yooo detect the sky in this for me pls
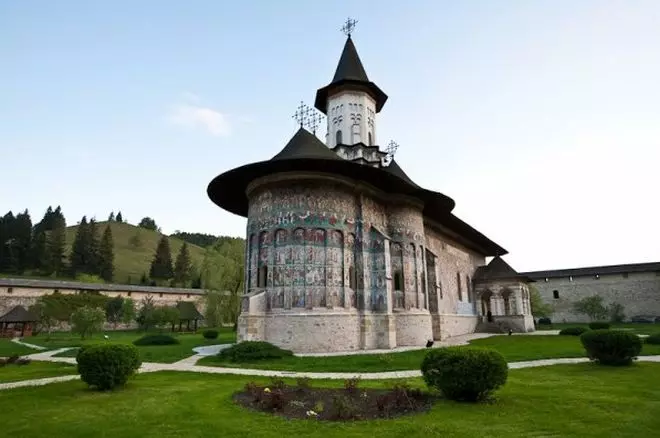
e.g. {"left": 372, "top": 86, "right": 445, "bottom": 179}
{"left": 2, "top": 1, "right": 659, "bottom": 272}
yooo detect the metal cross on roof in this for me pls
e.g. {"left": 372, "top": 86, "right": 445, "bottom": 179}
{"left": 341, "top": 17, "right": 358, "bottom": 37}
{"left": 386, "top": 140, "right": 399, "bottom": 158}
{"left": 304, "top": 105, "right": 325, "bottom": 135}
{"left": 292, "top": 101, "right": 309, "bottom": 127}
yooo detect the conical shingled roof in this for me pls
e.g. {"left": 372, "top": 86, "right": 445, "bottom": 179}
{"left": 0, "top": 305, "right": 37, "bottom": 323}
{"left": 474, "top": 256, "right": 533, "bottom": 283}
{"left": 315, "top": 36, "right": 388, "bottom": 114}
{"left": 271, "top": 128, "right": 342, "bottom": 161}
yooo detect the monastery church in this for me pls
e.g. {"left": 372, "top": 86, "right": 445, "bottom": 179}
{"left": 207, "top": 24, "right": 535, "bottom": 353}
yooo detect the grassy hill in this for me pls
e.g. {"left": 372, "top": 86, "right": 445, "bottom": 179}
{"left": 64, "top": 221, "right": 207, "bottom": 285}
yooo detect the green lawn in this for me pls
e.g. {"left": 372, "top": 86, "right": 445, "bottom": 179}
{"left": 538, "top": 322, "right": 660, "bottom": 335}
{"left": 197, "top": 335, "right": 660, "bottom": 372}
{"left": 1, "top": 364, "right": 659, "bottom": 437}
{"left": 40, "top": 329, "right": 236, "bottom": 363}
{"left": 0, "top": 339, "right": 41, "bottom": 357}
{"left": 0, "top": 361, "right": 77, "bottom": 383}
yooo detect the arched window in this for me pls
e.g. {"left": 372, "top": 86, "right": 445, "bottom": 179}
{"left": 258, "top": 265, "right": 268, "bottom": 288}
{"left": 456, "top": 272, "right": 462, "bottom": 301}
{"left": 368, "top": 132, "right": 373, "bottom": 146}
{"left": 466, "top": 275, "right": 471, "bottom": 302}
{"left": 336, "top": 130, "right": 343, "bottom": 145}
{"left": 393, "top": 271, "right": 403, "bottom": 291}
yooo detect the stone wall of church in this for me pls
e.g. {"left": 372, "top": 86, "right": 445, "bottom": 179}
{"left": 533, "top": 272, "right": 660, "bottom": 323}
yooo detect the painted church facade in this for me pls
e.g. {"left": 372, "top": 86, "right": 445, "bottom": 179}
{"left": 208, "top": 28, "right": 534, "bottom": 353}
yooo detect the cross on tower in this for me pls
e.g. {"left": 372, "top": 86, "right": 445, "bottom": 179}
{"left": 292, "top": 101, "right": 308, "bottom": 127}
{"left": 341, "top": 17, "right": 358, "bottom": 37}
{"left": 304, "top": 105, "right": 325, "bottom": 135}
{"left": 386, "top": 140, "right": 399, "bottom": 158}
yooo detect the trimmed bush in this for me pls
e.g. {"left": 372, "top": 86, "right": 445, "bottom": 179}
{"left": 559, "top": 327, "right": 589, "bottom": 336}
{"left": 77, "top": 344, "right": 141, "bottom": 390}
{"left": 580, "top": 329, "right": 642, "bottom": 366}
{"left": 203, "top": 329, "right": 219, "bottom": 340}
{"left": 132, "top": 334, "right": 179, "bottom": 346}
{"left": 645, "top": 333, "right": 660, "bottom": 345}
{"left": 537, "top": 317, "right": 552, "bottom": 325}
{"left": 589, "top": 321, "right": 611, "bottom": 330}
{"left": 218, "top": 341, "right": 293, "bottom": 362}
{"left": 420, "top": 347, "right": 508, "bottom": 402}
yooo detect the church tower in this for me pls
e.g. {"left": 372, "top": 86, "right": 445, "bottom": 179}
{"left": 314, "top": 20, "right": 388, "bottom": 160}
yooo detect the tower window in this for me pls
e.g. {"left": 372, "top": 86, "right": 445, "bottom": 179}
{"left": 553, "top": 290, "right": 559, "bottom": 299}
{"left": 258, "top": 266, "right": 268, "bottom": 288}
{"left": 368, "top": 132, "right": 373, "bottom": 146}
{"left": 336, "top": 130, "right": 343, "bottom": 145}
{"left": 393, "top": 271, "right": 403, "bottom": 291}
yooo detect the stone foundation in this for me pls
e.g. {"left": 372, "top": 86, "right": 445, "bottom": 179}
{"left": 394, "top": 310, "right": 433, "bottom": 346}
{"left": 436, "top": 314, "right": 480, "bottom": 340}
{"left": 492, "top": 315, "right": 535, "bottom": 332}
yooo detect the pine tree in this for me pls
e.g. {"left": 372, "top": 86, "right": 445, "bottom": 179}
{"left": 149, "top": 236, "right": 173, "bottom": 281}
{"left": 69, "top": 216, "right": 89, "bottom": 276}
{"left": 108, "top": 211, "right": 115, "bottom": 222}
{"left": 173, "top": 243, "right": 193, "bottom": 286}
{"left": 46, "top": 224, "right": 66, "bottom": 276}
{"left": 13, "top": 209, "right": 32, "bottom": 273}
{"left": 99, "top": 225, "right": 114, "bottom": 282}
{"left": 87, "top": 219, "right": 101, "bottom": 275}
{"left": 140, "top": 272, "right": 149, "bottom": 285}
{"left": 0, "top": 212, "right": 17, "bottom": 272}
{"left": 30, "top": 229, "right": 47, "bottom": 271}
{"left": 116, "top": 211, "right": 123, "bottom": 223}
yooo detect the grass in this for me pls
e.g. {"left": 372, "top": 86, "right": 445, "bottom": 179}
{"left": 34, "top": 328, "right": 236, "bottom": 363}
{"left": 0, "top": 361, "right": 77, "bottom": 383}
{"left": 0, "top": 364, "right": 659, "bottom": 437}
{"left": 538, "top": 322, "right": 660, "bottom": 335}
{"left": 197, "top": 335, "right": 660, "bottom": 372}
{"left": 0, "top": 339, "right": 42, "bottom": 357}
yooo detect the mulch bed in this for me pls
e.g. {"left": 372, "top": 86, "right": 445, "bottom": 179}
{"left": 233, "top": 378, "right": 436, "bottom": 421}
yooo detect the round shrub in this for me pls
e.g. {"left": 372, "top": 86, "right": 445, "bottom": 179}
{"left": 588, "top": 321, "right": 611, "bottom": 330}
{"left": 77, "top": 344, "right": 141, "bottom": 390}
{"left": 559, "top": 327, "right": 589, "bottom": 336}
{"left": 645, "top": 333, "right": 660, "bottom": 345}
{"left": 203, "top": 329, "right": 219, "bottom": 340}
{"left": 420, "top": 347, "right": 508, "bottom": 402}
{"left": 580, "top": 329, "right": 642, "bottom": 366}
{"left": 132, "top": 334, "right": 179, "bottom": 346}
{"left": 537, "top": 317, "right": 552, "bottom": 325}
{"left": 218, "top": 341, "right": 293, "bottom": 362}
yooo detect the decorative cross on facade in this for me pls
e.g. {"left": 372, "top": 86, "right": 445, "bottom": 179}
{"left": 292, "top": 101, "right": 309, "bottom": 127}
{"left": 341, "top": 17, "right": 358, "bottom": 37}
{"left": 304, "top": 105, "right": 325, "bottom": 135}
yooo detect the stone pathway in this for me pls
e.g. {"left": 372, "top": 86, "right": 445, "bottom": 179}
{"left": 192, "top": 344, "right": 233, "bottom": 356}
{"left": 11, "top": 338, "right": 47, "bottom": 351}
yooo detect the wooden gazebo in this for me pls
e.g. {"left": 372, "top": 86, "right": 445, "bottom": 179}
{"left": 0, "top": 306, "right": 38, "bottom": 338}
{"left": 173, "top": 301, "right": 203, "bottom": 333}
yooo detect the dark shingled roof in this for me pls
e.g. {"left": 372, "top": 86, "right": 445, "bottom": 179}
{"left": 176, "top": 301, "right": 203, "bottom": 320}
{"left": 315, "top": 36, "right": 388, "bottom": 114}
{"left": 522, "top": 261, "right": 660, "bottom": 280}
{"left": 474, "top": 256, "right": 533, "bottom": 283}
{"left": 0, "top": 306, "right": 37, "bottom": 323}
{"left": 271, "top": 128, "right": 342, "bottom": 161}
{"left": 0, "top": 278, "right": 203, "bottom": 295}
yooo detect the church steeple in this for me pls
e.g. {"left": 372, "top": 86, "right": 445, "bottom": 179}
{"left": 315, "top": 19, "right": 388, "bottom": 150}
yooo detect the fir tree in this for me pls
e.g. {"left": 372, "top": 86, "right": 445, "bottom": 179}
{"left": 149, "top": 236, "right": 173, "bottom": 281}
{"left": 99, "top": 225, "right": 114, "bottom": 282}
{"left": 13, "top": 209, "right": 32, "bottom": 273}
{"left": 69, "top": 216, "right": 90, "bottom": 276}
{"left": 45, "top": 224, "right": 67, "bottom": 276}
{"left": 173, "top": 243, "right": 193, "bottom": 286}
{"left": 108, "top": 211, "right": 115, "bottom": 221}
{"left": 116, "top": 211, "right": 123, "bottom": 223}
{"left": 0, "top": 212, "right": 17, "bottom": 272}
{"left": 87, "top": 219, "right": 101, "bottom": 275}
{"left": 140, "top": 272, "right": 149, "bottom": 285}
{"left": 30, "top": 229, "right": 48, "bottom": 271}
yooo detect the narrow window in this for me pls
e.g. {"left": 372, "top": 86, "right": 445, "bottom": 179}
{"left": 186, "top": 294, "right": 190, "bottom": 298}
{"left": 544, "top": 278, "right": 549, "bottom": 282}
{"left": 466, "top": 275, "right": 471, "bottom": 302}
{"left": 7, "top": 287, "right": 13, "bottom": 294}
{"left": 127, "top": 292, "right": 132, "bottom": 297}
{"left": 456, "top": 272, "right": 462, "bottom": 301}
{"left": 393, "top": 271, "right": 402, "bottom": 291}
{"left": 368, "top": 132, "right": 373, "bottom": 146}
{"left": 553, "top": 290, "right": 559, "bottom": 299}
{"left": 258, "top": 266, "right": 268, "bottom": 288}
{"left": 349, "top": 266, "right": 357, "bottom": 289}
{"left": 594, "top": 274, "right": 600, "bottom": 280}
{"left": 159, "top": 293, "right": 163, "bottom": 298}
{"left": 622, "top": 272, "right": 629, "bottom": 279}
{"left": 569, "top": 276, "right": 573, "bottom": 282}
{"left": 336, "top": 130, "right": 343, "bottom": 145}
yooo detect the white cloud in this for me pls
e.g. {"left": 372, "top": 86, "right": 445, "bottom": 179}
{"left": 167, "top": 102, "right": 231, "bottom": 137}
{"left": 180, "top": 92, "right": 201, "bottom": 103}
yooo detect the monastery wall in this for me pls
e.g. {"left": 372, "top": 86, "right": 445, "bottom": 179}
{"left": 534, "top": 272, "right": 660, "bottom": 323}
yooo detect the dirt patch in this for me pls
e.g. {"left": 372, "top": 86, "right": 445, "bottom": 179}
{"left": 233, "top": 378, "right": 435, "bottom": 421}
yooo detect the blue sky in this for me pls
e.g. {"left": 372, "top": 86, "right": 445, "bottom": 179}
{"left": 2, "top": 1, "right": 659, "bottom": 272}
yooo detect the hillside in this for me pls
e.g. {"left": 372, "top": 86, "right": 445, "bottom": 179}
{"left": 65, "top": 221, "right": 207, "bottom": 285}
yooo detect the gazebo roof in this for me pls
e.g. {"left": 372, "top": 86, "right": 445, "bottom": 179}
{"left": 0, "top": 305, "right": 37, "bottom": 323}
{"left": 474, "top": 256, "right": 534, "bottom": 283}
{"left": 176, "top": 301, "right": 203, "bottom": 321}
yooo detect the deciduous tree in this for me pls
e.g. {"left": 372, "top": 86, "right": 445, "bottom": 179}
{"left": 71, "top": 306, "right": 106, "bottom": 339}
{"left": 573, "top": 295, "right": 609, "bottom": 321}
